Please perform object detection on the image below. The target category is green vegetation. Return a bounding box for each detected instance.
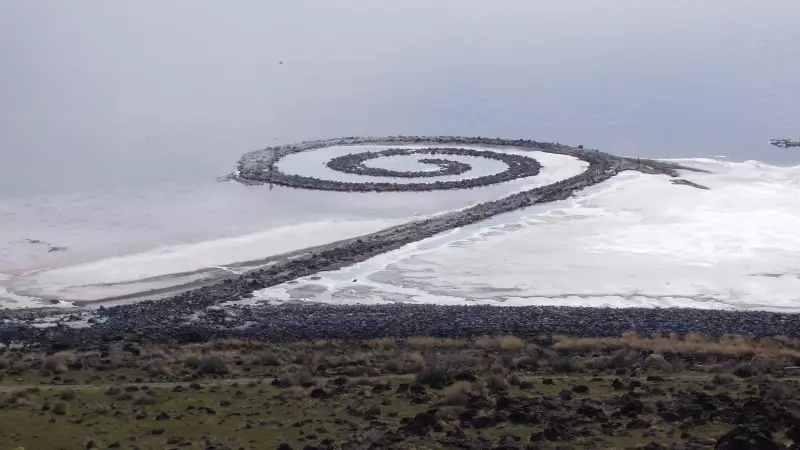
[1,333,800,449]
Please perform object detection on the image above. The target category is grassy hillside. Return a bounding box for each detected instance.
[2,332,800,449]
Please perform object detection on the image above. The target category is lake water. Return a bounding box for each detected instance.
[1,1,799,308]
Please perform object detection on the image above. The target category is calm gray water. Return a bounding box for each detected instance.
[1,1,799,198]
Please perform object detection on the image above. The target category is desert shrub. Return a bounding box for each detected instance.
[499,355,517,370]
[515,355,539,370]
[144,359,172,376]
[733,363,759,378]
[442,382,472,406]
[317,355,348,369]
[645,353,672,371]
[474,335,525,351]
[52,401,68,415]
[41,355,69,375]
[475,335,495,350]
[671,359,687,373]
[342,365,371,377]
[750,355,784,373]
[276,386,307,401]
[586,356,612,371]
[610,349,633,368]
[4,391,27,406]
[415,364,452,388]
[183,355,201,368]
[407,337,438,350]
[292,352,315,365]
[196,354,230,375]
[274,366,314,388]
[105,386,122,396]
[383,352,425,374]
[485,373,509,392]
[497,335,526,351]
[713,372,735,385]
[507,373,521,386]
[59,389,77,401]
[252,351,282,366]
[551,357,584,373]
[764,381,795,404]
[132,393,158,405]
[369,338,396,350]
[356,429,386,446]
[490,360,508,375]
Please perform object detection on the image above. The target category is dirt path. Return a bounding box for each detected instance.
[0,377,269,392]
[0,373,724,393]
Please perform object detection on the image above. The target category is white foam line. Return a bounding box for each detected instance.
[8,218,409,302]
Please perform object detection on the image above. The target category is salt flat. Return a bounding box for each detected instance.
[254,159,800,312]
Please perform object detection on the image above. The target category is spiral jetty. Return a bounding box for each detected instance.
[4,136,757,349]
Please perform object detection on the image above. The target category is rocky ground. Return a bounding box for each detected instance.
[2,333,800,449]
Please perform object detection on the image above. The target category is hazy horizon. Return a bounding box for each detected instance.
[2,1,799,198]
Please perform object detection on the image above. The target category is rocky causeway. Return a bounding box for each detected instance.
[4,135,790,349]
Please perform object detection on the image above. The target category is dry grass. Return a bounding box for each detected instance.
[406,337,469,350]
[476,335,526,351]
[552,332,800,359]
[407,336,438,350]
[369,338,397,350]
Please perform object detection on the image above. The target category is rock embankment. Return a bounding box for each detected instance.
[5,304,800,349]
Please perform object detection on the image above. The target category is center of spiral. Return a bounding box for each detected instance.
[239,140,547,192]
[327,148,473,179]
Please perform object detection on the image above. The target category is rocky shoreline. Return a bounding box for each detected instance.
[0,136,729,348]
[4,304,800,350]
[769,138,800,149]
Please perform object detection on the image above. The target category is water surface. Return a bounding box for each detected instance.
[1,1,799,306]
